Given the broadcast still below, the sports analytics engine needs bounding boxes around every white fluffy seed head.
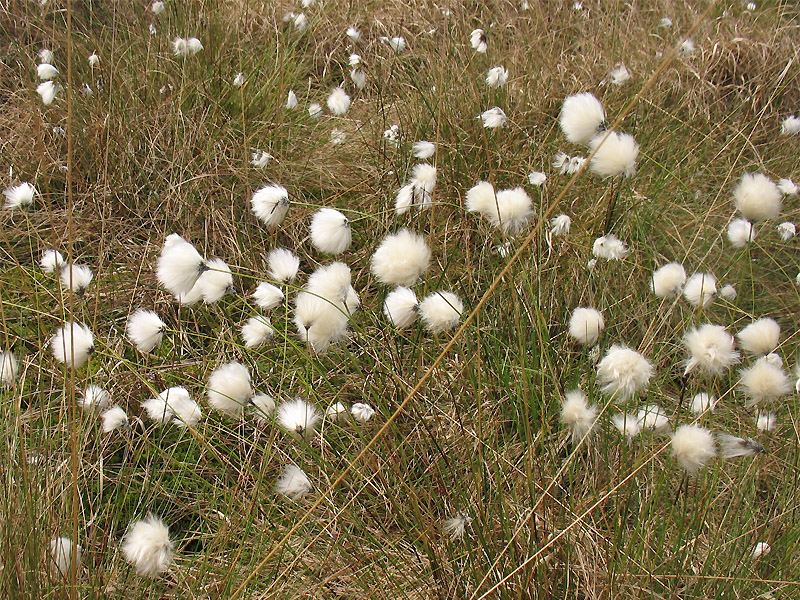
[470,28,487,52]
[310,208,351,254]
[383,286,419,328]
[326,87,351,115]
[351,402,375,423]
[411,163,437,208]
[121,514,174,577]
[251,184,290,229]
[350,68,366,89]
[739,357,791,406]
[241,315,274,348]
[252,282,284,310]
[276,397,321,440]
[480,107,507,128]
[80,385,110,411]
[560,389,598,444]
[0,350,19,386]
[596,344,653,401]
[734,173,782,222]
[40,249,64,273]
[549,214,570,236]
[127,310,166,353]
[207,362,253,416]
[38,63,59,80]
[755,411,777,432]
[346,26,361,42]
[326,401,348,421]
[609,64,631,85]
[156,234,206,297]
[493,188,533,235]
[671,424,716,473]
[651,262,686,298]
[51,322,94,368]
[637,404,671,433]
[683,272,717,308]
[592,234,629,260]
[752,542,771,560]
[276,464,312,500]
[777,221,796,240]
[370,229,431,287]
[690,392,717,415]
[59,264,93,296]
[717,433,764,458]
[36,81,59,105]
[412,141,435,159]
[3,182,37,208]
[50,537,82,577]
[588,131,639,178]
[395,184,414,215]
[777,178,798,196]
[683,323,740,376]
[782,115,800,135]
[465,181,497,214]
[100,406,129,432]
[737,318,780,356]
[611,413,641,439]
[727,218,755,248]
[560,92,605,145]
[268,247,300,283]
[418,291,463,333]
[568,307,604,345]
[190,257,232,303]
[486,65,509,88]
[286,89,298,109]
[250,393,276,422]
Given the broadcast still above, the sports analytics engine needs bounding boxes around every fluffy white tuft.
[350,68,366,89]
[241,315,274,348]
[608,63,631,85]
[384,286,419,328]
[371,229,431,287]
[252,282,284,310]
[636,404,671,433]
[36,81,59,105]
[733,173,782,222]
[294,262,354,352]
[276,464,312,500]
[412,141,436,159]
[717,433,765,459]
[37,63,59,80]
[286,89,298,109]
[479,107,507,128]
[568,307,604,345]
[250,393,276,422]
[752,542,771,560]
[560,389,598,444]
[777,221,796,240]
[529,171,547,186]
[719,284,737,301]
[0,350,18,386]
[268,247,300,283]
[671,424,716,472]
[395,184,414,215]
[470,28,487,53]
[683,272,717,308]
[326,87,351,115]
[690,392,718,415]
[100,406,129,432]
[80,384,110,411]
[276,397,321,440]
[466,182,533,235]
[589,131,639,178]
[250,150,272,168]
[351,402,375,423]
[121,514,174,577]
[739,357,791,406]
[781,115,800,135]
[611,413,641,440]
[727,218,755,247]
[777,178,798,196]
[418,291,464,333]
[3,182,37,209]
[651,262,685,297]
[325,401,348,421]
[486,66,509,88]
[550,214,571,236]
[755,411,777,432]
[207,362,253,416]
[59,263,93,296]
[50,537,82,577]
[156,233,206,297]
[411,163,437,208]
[443,512,472,540]
[127,310,166,353]
[40,249,64,273]
[251,184,290,229]
[346,26,361,42]
[596,345,653,401]
[560,93,605,145]
[683,323,740,376]
[737,318,780,356]
[310,208,351,254]
[51,322,94,368]
[592,234,629,260]
[183,257,232,304]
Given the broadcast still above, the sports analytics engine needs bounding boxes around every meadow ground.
[1,0,800,598]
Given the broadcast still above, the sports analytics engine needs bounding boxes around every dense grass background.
[2,0,800,598]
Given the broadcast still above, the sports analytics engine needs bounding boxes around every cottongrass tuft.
[326,401,348,422]
[276,464,312,500]
[250,393,276,422]
[241,315,274,348]
[383,286,419,328]
[100,406,129,432]
[727,218,755,247]
[410,163,437,208]
[276,397,321,440]
[568,307,604,345]
[752,542,771,560]
[737,318,780,356]
[596,345,653,401]
[671,424,716,473]
[690,392,717,415]
[156,233,206,297]
[756,411,777,432]
[637,404,671,433]
[608,63,631,85]
[3,182,36,209]
[717,433,765,458]
[37,63,59,80]
[529,171,547,186]
[479,107,507,128]
[80,385,110,411]
[719,284,737,301]
[207,362,253,417]
[549,214,571,236]
[738,357,791,406]
[351,402,375,423]
[350,68,366,89]
[310,208,351,254]
[250,150,272,168]
[560,92,605,145]
[346,26,361,42]
[683,323,739,376]
[252,282,284,310]
[179,257,232,304]
[560,389,598,444]
[777,222,796,240]
[286,89,298,109]
[412,141,435,159]
[470,28,487,53]
[268,247,300,283]
[780,115,800,135]
[51,322,94,368]
[466,182,533,234]
[36,81,60,105]
[611,413,641,441]
[777,178,797,196]
[370,229,431,287]
[733,173,781,222]
[683,272,716,308]
[443,512,472,540]
[588,131,639,178]
[40,249,64,273]
[308,102,322,118]
[251,184,290,229]
[651,262,686,297]
[486,66,509,88]
[59,263,93,296]
[127,310,166,353]
[50,537,82,577]
[592,234,629,260]
[326,87,351,115]
[418,291,464,333]
[0,350,18,385]
[121,514,174,578]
